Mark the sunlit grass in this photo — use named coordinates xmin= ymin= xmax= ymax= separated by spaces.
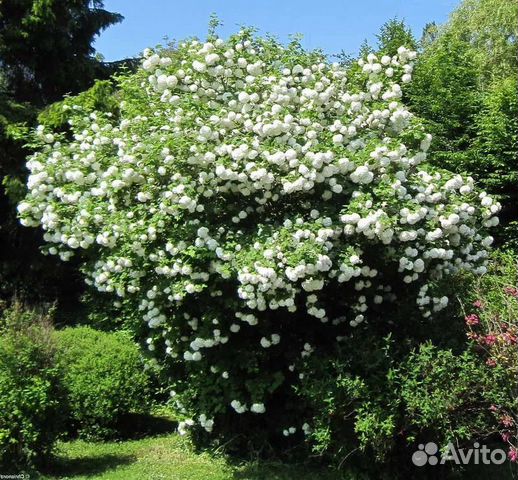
xmin=39 ymin=433 xmax=353 ymax=480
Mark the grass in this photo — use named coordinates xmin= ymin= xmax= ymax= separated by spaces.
xmin=27 ymin=410 xmax=518 ymax=480
xmin=38 ymin=433 xmax=351 ymax=480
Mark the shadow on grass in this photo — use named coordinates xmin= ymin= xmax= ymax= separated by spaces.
xmin=62 ymin=413 xmax=178 ymax=443
xmin=115 ymin=412 xmax=178 ymax=440
xmin=42 ymin=453 xmax=136 ymax=478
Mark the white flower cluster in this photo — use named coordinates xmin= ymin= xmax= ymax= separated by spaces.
xmin=18 ymin=30 xmax=499 ymax=437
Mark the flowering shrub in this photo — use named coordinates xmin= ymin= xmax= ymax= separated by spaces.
xmin=18 ymin=29 xmax=500 ymax=441
xmin=297 ymin=335 xmax=515 ymax=472
xmin=463 ymin=252 xmax=518 ymax=462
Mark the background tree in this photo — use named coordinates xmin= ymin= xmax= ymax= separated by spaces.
xmin=448 ymin=0 xmax=517 ymax=80
xmin=0 ymin=0 xmax=125 ymax=304
xmin=337 ymin=19 xmax=416 ymax=67
xmin=363 ymin=2 xmax=517 ymax=247
xmin=0 ymin=0 xmax=123 ymax=105
xmin=409 ymin=30 xmax=479 ymax=161
xmin=419 ymin=22 xmax=439 ymax=49
xmin=375 ymin=18 xmax=416 ymax=56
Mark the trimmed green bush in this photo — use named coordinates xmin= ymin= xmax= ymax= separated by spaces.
xmin=0 ymin=304 xmax=66 ymax=470
xmin=54 ymin=326 xmax=151 ymax=439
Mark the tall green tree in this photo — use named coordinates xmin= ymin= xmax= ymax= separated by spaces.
xmin=0 ymin=0 xmax=124 ymax=303
xmin=419 ymin=22 xmax=439 ymax=49
xmin=409 ymin=30 xmax=479 ymax=158
xmin=0 ymin=0 xmax=123 ymax=105
xmin=362 ymin=3 xmax=517 ymax=246
xmin=338 ymin=19 xmax=416 ymax=67
xmin=448 ymin=0 xmax=517 ymax=81
xmin=375 ymin=18 xmax=417 ymax=56
xmin=408 ymin=0 xmax=518 ymax=246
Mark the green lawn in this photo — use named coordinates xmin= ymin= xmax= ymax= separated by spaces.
xmin=39 ymin=433 xmax=352 ymax=480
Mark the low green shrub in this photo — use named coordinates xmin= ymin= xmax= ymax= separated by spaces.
xmin=54 ymin=326 xmax=151 ymax=439
xmin=0 ymin=303 xmax=66 ymax=470
xmin=297 ymin=333 xmax=513 ymax=475
xmin=397 ymin=343 xmax=509 ymax=447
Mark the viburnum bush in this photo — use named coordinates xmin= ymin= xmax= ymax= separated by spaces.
xmin=18 ymin=29 xmax=500 ymax=444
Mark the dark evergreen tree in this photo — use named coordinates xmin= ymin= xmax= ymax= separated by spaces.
xmin=0 ymin=0 xmax=125 ymax=304
xmin=375 ymin=18 xmax=417 ymax=56
xmin=0 ymin=0 xmax=123 ymax=105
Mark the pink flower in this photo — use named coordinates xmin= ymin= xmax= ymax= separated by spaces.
xmin=502 ymin=431 xmax=511 ymax=442
xmin=473 ymin=299 xmax=483 ymax=309
xmin=501 ymin=415 xmax=515 ymax=428
xmin=504 ymin=286 xmax=518 ymax=298
xmin=508 ymin=447 xmax=518 ymax=463
xmin=486 ymin=358 xmax=497 ymax=367
xmin=466 ymin=331 xmax=479 ymax=341
xmin=465 ymin=313 xmax=480 ymax=326
xmin=485 ymin=335 xmax=497 ymax=346
xmin=490 ymin=404 xmax=498 ymax=412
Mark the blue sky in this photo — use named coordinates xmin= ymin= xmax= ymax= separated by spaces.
xmin=94 ymin=0 xmax=460 ymax=62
